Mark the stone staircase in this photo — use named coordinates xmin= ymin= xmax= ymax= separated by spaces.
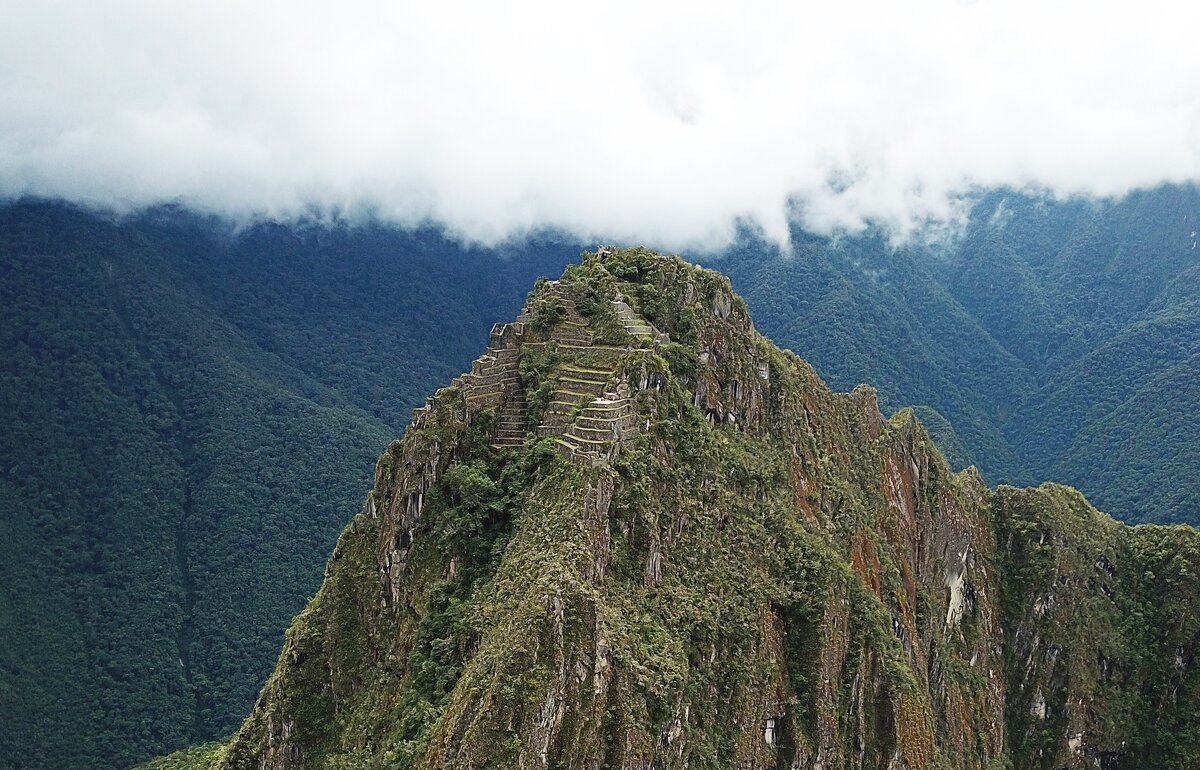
xmin=537 ymin=365 xmax=614 ymax=435
xmin=490 ymin=385 xmax=529 ymax=450
xmin=519 ymin=283 xmax=599 ymax=347
xmin=461 ymin=346 xmax=521 ymax=409
xmin=525 ymin=362 xmax=640 ymax=462
xmin=552 ymin=319 xmax=594 ymax=345
xmin=409 ymin=279 xmax=648 ymax=461
xmin=550 ymin=304 xmax=595 ymax=346
xmin=409 ymin=321 xmax=529 ymax=446
xmin=554 ymin=396 xmax=638 ymax=462
xmin=612 ymin=298 xmax=657 ymax=341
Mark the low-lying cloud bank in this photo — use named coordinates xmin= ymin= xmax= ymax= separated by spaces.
xmin=3 ymin=1 xmax=1200 ymax=248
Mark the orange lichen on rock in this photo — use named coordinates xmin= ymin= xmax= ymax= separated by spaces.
xmin=790 ymin=456 xmax=819 ymax=522
xmin=849 ymin=529 xmax=883 ymax=597
xmin=892 ymin=690 xmax=936 ymax=769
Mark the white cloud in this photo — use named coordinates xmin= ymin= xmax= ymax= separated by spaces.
xmin=3 ymin=0 xmax=1200 ymax=248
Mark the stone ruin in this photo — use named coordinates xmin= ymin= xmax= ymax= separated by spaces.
xmin=407 ymin=278 xmax=663 ymax=464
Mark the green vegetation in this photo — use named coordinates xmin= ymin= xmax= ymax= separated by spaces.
xmin=164 ymin=247 xmax=1200 ymax=770
xmin=137 ymin=743 xmax=227 ymax=770
xmin=9 ymin=184 xmax=1200 ymax=769
xmin=0 ymin=201 xmax=575 ymax=770
xmin=718 ymin=184 xmax=1200 ymax=523
xmin=993 ymin=484 xmax=1200 ymax=768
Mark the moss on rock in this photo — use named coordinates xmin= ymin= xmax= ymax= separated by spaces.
xmin=144 ymin=248 xmax=1200 ymax=770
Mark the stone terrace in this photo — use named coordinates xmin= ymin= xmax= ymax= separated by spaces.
xmin=410 ymin=273 xmax=661 ymax=462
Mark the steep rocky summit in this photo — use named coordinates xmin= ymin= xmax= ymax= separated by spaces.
xmin=153 ymin=248 xmax=1200 ymax=770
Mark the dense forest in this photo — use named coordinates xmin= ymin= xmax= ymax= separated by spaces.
xmin=0 ymin=203 xmax=573 ymax=770
xmin=1 ymin=186 xmax=1198 ymax=769
xmin=721 ymin=185 xmax=1200 ymax=523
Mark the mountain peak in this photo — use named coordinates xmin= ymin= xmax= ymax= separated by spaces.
xmin=156 ymin=248 xmax=1200 ymax=770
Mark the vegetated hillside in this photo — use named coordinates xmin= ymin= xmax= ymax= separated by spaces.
xmin=720 ymin=183 xmax=1200 ymax=523
xmin=720 ymin=228 xmax=1034 ymax=484
xmin=0 ymin=201 xmax=575 ymax=770
xmin=150 ymin=248 xmax=1200 ymax=770
xmin=7 ymin=184 xmax=1200 ymax=769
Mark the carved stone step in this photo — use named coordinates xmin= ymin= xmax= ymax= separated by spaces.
xmin=562 ymin=432 xmax=608 ymax=446
xmin=522 ymin=342 xmax=625 ymax=352
xmin=570 ymin=425 xmax=614 ymax=437
xmin=560 ymin=365 xmax=612 ymax=378
xmin=558 ymin=375 xmax=608 ymax=388
xmin=576 ymin=416 xmax=635 ymax=432
xmin=553 ymin=436 xmax=582 ymax=452
xmin=580 ymin=401 xmax=630 ymax=414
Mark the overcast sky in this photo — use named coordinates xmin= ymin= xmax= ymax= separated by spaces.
xmin=3 ymin=1 xmax=1200 ymax=247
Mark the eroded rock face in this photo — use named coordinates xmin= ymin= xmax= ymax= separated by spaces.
xmin=206 ymin=249 xmax=1200 ymax=770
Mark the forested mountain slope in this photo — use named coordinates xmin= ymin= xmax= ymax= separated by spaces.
xmin=150 ymin=248 xmax=1200 ymax=770
xmin=5 ymin=185 xmax=1200 ymax=769
xmin=0 ymin=202 xmax=574 ymax=770
xmin=719 ymin=184 xmax=1200 ymax=523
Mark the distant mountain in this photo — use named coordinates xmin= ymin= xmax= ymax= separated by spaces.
xmin=149 ymin=248 xmax=1200 ymax=770
xmin=0 ymin=202 xmax=576 ymax=770
xmin=719 ymin=184 xmax=1200 ymax=523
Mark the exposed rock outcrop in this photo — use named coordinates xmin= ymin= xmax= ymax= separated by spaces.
xmin=155 ymin=248 xmax=1200 ymax=770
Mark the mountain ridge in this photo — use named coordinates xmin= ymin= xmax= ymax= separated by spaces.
xmin=721 ymin=184 xmax=1200 ymax=522
xmin=151 ymin=247 xmax=1200 ymax=770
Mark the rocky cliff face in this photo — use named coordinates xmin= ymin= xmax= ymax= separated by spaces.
xmin=154 ymin=248 xmax=1200 ymax=770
